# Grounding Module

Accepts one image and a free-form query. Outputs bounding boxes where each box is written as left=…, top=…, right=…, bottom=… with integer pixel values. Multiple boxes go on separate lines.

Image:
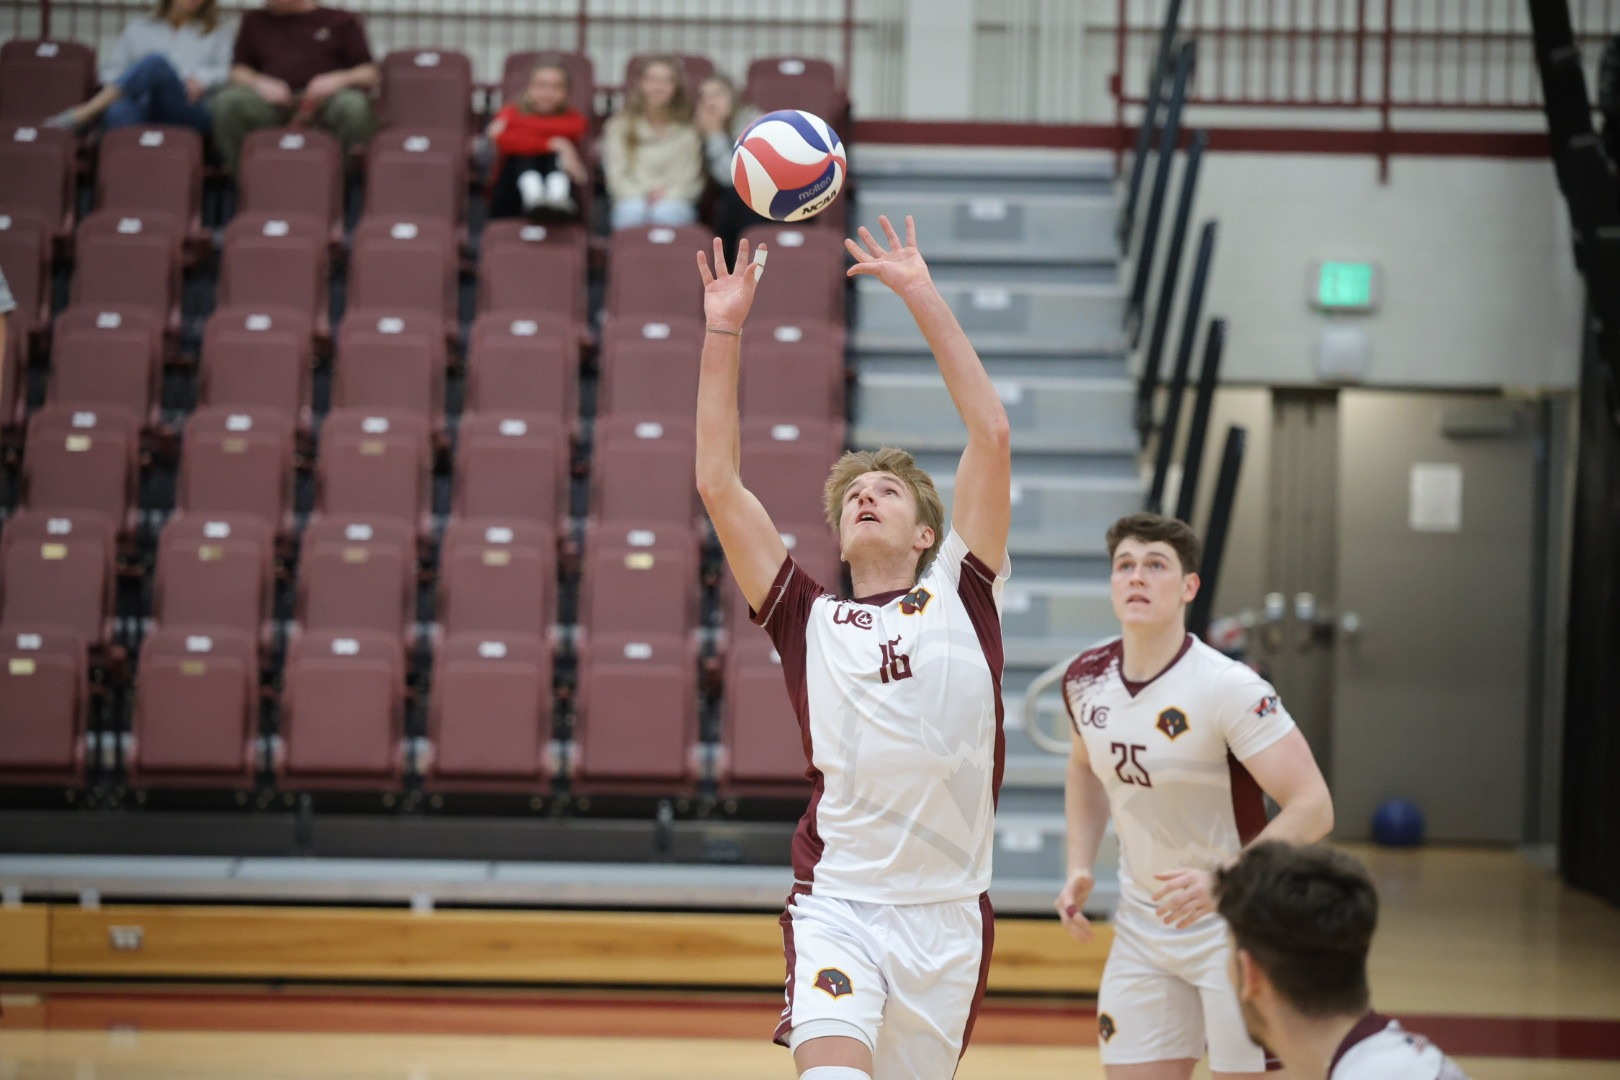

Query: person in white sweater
left=602, top=56, right=705, bottom=230
left=47, top=0, right=233, bottom=132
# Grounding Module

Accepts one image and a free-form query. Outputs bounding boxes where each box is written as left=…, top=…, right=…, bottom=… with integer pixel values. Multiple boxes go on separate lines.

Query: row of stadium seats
left=0, top=39, right=848, bottom=141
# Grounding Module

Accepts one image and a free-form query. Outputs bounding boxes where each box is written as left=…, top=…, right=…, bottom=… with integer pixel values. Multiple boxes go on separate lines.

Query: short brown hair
left=1106, top=512, right=1202, bottom=575
left=823, top=448, right=945, bottom=576
left=1215, top=842, right=1377, bottom=1018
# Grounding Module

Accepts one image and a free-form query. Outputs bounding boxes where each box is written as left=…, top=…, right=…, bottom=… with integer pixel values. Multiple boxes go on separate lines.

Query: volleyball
left=730, top=109, right=847, bottom=222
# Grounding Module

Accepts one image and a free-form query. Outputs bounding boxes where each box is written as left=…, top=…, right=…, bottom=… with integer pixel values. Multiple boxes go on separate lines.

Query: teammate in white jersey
left=1056, top=512, right=1334, bottom=1079
left=1215, top=842, right=1471, bottom=1080
left=695, top=216, right=1012, bottom=1080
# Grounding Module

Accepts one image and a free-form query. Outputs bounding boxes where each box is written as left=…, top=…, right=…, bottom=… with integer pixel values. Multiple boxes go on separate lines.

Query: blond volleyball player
left=1056, top=512, right=1335, bottom=1079
left=695, top=215, right=1012, bottom=1080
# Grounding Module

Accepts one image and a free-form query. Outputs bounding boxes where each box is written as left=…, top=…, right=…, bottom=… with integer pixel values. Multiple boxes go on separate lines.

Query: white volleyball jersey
left=754, top=529, right=1009, bottom=905
left=1062, top=635, right=1295, bottom=924
left=1332, top=1014, right=1472, bottom=1079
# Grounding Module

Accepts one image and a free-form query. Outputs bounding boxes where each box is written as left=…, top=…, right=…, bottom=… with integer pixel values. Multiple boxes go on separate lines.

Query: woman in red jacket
left=487, top=61, right=589, bottom=219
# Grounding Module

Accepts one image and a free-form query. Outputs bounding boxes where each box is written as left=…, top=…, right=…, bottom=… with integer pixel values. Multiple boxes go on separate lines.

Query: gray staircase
left=851, top=146, right=1140, bottom=904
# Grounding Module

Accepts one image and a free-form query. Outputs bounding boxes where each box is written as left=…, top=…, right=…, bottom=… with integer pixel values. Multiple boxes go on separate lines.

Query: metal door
left=1331, top=391, right=1538, bottom=842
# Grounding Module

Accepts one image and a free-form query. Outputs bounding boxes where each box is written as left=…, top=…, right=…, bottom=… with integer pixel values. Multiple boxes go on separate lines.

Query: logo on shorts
left=1097, top=1012, right=1116, bottom=1043
left=814, top=967, right=853, bottom=999
left=832, top=603, right=875, bottom=630
left=899, top=586, right=932, bottom=615
left=1156, top=707, right=1189, bottom=741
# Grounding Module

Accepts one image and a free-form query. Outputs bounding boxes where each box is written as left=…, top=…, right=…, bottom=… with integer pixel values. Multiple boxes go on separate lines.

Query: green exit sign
left=1311, top=260, right=1380, bottom=312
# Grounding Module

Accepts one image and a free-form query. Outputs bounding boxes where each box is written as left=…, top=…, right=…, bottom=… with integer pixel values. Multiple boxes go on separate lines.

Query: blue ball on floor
left=1371, top=798, right=1426, bottom=847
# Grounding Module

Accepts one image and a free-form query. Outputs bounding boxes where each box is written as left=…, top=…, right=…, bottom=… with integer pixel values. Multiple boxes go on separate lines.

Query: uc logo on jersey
left=814, top=967, right=853, bottom=998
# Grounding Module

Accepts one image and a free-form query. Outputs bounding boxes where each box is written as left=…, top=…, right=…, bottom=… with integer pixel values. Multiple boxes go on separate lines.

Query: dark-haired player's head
left=1214, top=841, right=1378, bottom=1049
left=1105, top=513, right=1202, bottom=630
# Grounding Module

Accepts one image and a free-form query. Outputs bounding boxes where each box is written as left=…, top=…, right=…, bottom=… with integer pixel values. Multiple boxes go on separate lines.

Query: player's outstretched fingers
left=878, top=214, right=903, bottom=250
left=713, top=236, right=727, bottom=274
left=736, top=237, right=751, bottom=278
left=696, top=248, right=715, bottom=286
left=904, top=213, right=918, bottom=249
left=844, top=236, right=874, bottom=263
left=750, top=241, right=767, bottom=282
left=857, top=224, right=882, bottom=255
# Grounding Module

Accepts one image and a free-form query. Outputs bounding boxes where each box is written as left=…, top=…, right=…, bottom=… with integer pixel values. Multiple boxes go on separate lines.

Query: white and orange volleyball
left=730, top=109, right=847, bottom=222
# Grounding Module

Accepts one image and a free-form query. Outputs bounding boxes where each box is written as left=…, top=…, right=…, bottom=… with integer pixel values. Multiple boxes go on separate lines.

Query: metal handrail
left=1146, top=220, right=1217, bottom=512
left=1134, top=129, right=1207, bottom=441
left=1117, top=0, right=1187, bottom=251
left=1188, top=425, right=1247, bottom=639
left=1174, top=317, right=1226, bottom=523
left=1020, top=656, right=1077, bottom=757
left=1124, top=39, right=1197, bottom=347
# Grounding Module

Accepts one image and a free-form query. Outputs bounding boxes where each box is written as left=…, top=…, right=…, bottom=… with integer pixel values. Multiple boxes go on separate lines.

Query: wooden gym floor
left=2, top=846, right=1618, bottom=1079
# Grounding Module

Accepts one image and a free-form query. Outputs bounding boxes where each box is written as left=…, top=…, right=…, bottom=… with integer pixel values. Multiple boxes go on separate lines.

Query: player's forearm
left=902, top=284, right=1009, bottom=446
left=1250, top=787, right=1334, bottom=848
left=694, top=332, right=744, bottom=498
left=1064, top=758, right=1111, bottom=876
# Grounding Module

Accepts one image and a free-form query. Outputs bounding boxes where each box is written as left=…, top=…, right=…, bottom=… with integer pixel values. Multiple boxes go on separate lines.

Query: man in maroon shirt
left=210, top=0, right=378, bottom=171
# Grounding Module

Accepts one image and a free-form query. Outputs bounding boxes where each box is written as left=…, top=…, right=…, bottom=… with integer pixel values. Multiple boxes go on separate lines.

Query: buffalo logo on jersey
left=1252, top=693, right=1280, bottom=718
left=814, top=967, right=853, bottom=999
left=1097, top=1013, right=1117, bottom=1043
left=899, top=586, right=933, bottom=615
left=832, top=604, right=875, bottom=630
left=1156, top=707, right=1189, bottom=741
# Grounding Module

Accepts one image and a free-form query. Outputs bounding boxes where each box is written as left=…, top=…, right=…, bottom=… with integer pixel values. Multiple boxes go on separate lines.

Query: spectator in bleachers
left=486, top=61, right=589, bottom=220
left=602, top=56, right=705, bottom=230
left=695, top=73, right=761, bottom=257
left=44, top=0, right=233, bottom=133
left=209, top=0, right=378, bottom=173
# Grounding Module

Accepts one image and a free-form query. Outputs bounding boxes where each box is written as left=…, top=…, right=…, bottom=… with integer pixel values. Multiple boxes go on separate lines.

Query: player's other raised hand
left=845, top=214, right=934, bottom=299
left=1055, top=869, right=1097, bottom=943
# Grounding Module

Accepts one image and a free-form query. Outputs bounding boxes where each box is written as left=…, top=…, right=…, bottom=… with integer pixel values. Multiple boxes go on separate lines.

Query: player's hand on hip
left=1152, top=868, right=1216, bottom=930
left=1055, top=870, right=1096, bottom=943
left=845, top=214, right=934, bottom=299
left=696, top=236, right=767, bottom=334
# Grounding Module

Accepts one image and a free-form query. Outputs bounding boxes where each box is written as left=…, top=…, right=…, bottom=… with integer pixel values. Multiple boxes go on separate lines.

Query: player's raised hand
left=696, top=237, right=767, bottom=334
left=845, top=214, right=933, bottom=297
left=1152, top=868, right=1217, bottom=930
left=1055, top=869, right=1096, bottom=943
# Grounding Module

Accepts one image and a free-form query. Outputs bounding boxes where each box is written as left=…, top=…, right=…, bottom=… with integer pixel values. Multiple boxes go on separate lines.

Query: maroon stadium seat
left=740, top=224, right=846, bottom=322
left=176, top=407, right=296, bottom=534
left=218, top=212, right=331, bottom=338
left=348, top=216, right=458, bottom=325
left=476, top=221, right=588, bottom=324
left=596, top=317, right=703, bottom=420
left=238, top=127, right=344, bottom=242
left=744, top=56, right=846, bottom=126
left=0, top=629, right=90, bottom=787
left=0, top=509, right=117, bottom=618
left=151, top=514, right=274, bottom=644
left=71, top=209, right=184, bottom=332
left=589, top=415, right=700, bottom=530
left=47, top=304, right=165, bottom=428
left=0, top=41, right=96, bottom=123
left=436, top=519, right=557, bottom=642
left=96, top=125, right=205, bottom=238
left=424, top=632, right=552, bottom=792
left=22, top=405, right=141, bottom=531
left=720, top=632, right=811, bottom=798
left=0, top=507, right=115, bottom=648
left=0, top=122, right=76, bottom=237
left=572, top=632, right=698, bottom=794
left=452, top=412, right=568, bottom=529
left=579, top=527, right=699, bottom=641
left=127, top=626, right=260, bottom=790
left=315, top=409, right=433, bottom=531
left=741, top=419, right=844, bottom=531
left=606, top=224, right=708, bottom=319
left=380, top=49, right=475, bottom=136
left=331, top=309, right=448, bottom=423
left=278, top=628, right=407, bottom=790
left=623, top=53, right=715, bottom=102
left=464, top=311, right=579, bottom=423
left=364, top=127, right=466, bottom=225
left=501, top=50, right=595, bottom=119
left=198, top=306, right=315, bottom=430
left=295, top=514, right=417, bottom=642
left=739, top=321, right=846, bottom=424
